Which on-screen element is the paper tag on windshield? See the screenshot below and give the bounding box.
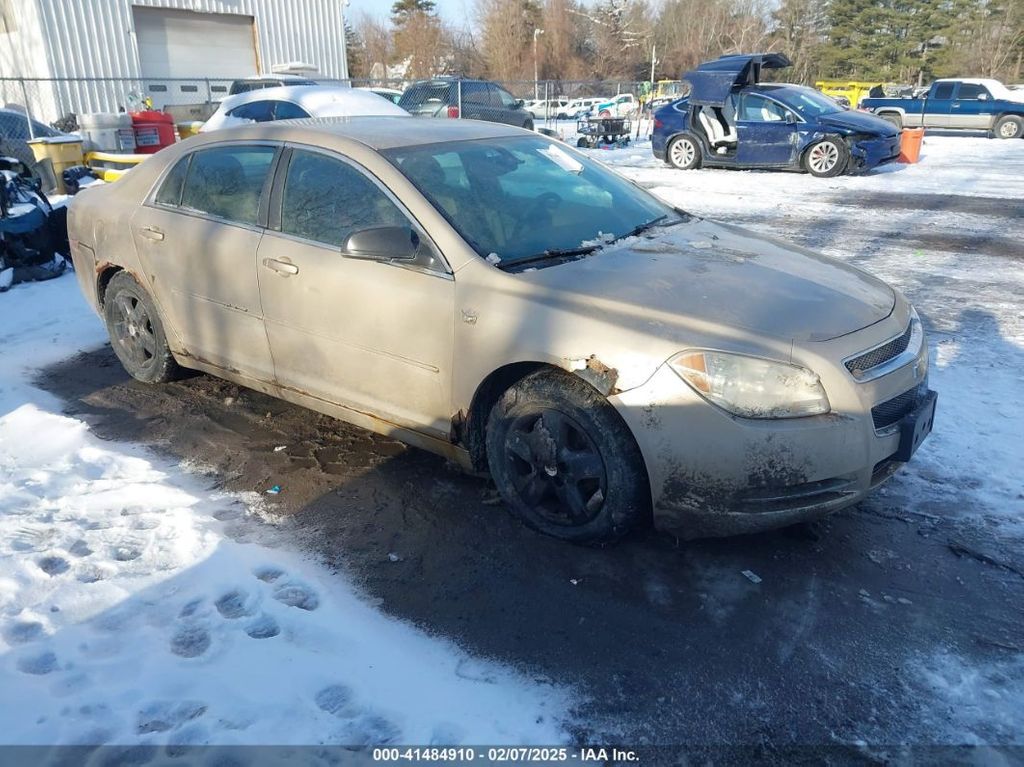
[537,145,584,174]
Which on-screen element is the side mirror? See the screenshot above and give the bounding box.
[785,112,798,124]
[977,92,989,101]
[514,99,525,110]
[343,226,419,261]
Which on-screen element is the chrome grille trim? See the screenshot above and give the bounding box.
[843,314,924,383]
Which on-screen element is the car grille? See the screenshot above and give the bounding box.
[846,323,913,377]
[872,385,925,430]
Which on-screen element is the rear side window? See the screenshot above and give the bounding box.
[155,155,190,207]
[227,101,274,122]
[399,82,453,108]
[180,145,276,225]
[272,101,310,120]
[957,83,989,100]
[279,150,408,247]
[932,83,955,100]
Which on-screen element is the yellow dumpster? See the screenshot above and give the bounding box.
[28,136,85,194]
[176,121,204,140]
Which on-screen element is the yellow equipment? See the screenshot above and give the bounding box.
[814,81,884,109]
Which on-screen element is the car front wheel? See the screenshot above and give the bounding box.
[666,135,701,170]
[486,370,649,544]
[523,119,535,131]
[103,271,179,383]
[994,115,1022,139]
[803,138,849,177]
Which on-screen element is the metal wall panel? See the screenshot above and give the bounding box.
[15,0,346,120]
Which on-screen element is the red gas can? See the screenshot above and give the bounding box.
[130,110,176,154]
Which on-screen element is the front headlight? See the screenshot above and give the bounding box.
[669,351,830,419]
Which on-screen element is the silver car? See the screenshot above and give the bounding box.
[67,118,936,542]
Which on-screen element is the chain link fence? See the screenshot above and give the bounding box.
[1,76,657,132]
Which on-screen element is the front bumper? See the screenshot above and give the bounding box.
[850,134,902,170]
[608,315,934,538]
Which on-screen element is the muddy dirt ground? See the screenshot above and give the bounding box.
[38,346,1023,758]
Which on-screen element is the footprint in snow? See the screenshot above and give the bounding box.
[113,544,143,562]
[17,650,58,675]
[170,625,210,659]
[68,539,93,557]
[76,564,111,583]
[37,556,70,576]
[272,582,319,611]
[253,566,284,583]
[136,700,207,734]
[214,590,253,619]
[245,614,279,639]
[3,621,44,645]
[315,684,356,717]
[340,714,403,748]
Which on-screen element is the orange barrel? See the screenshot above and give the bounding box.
[131,110,177,154]
[898,127,924,164]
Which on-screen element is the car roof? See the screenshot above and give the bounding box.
[218,85,405,115]
[193,115,527,151]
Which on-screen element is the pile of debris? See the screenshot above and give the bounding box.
[0,156,69,291]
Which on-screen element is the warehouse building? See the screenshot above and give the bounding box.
[0,0,348,123]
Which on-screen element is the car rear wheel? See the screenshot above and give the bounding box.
[878,112,903,130]
[994,115,1022,139]
[599,109,612,118]
[485,370,649,544]
[103,271,179,384]
[803,138,849,177]
[666,135,701,170]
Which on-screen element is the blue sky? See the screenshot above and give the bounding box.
[349,0,478,26]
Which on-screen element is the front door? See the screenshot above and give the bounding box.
[735,93,798,166]
[130,142,278,380]
[949,82,994,130]
[924,81,956,127]
[256,147,455,435]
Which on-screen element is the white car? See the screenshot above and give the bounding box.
[201,86,406,132]
[594,93,638,118]
[560,98,606,119]
[527,99,569,120]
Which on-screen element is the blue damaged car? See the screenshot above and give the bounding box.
[652,53,902,177]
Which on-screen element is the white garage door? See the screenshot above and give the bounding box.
[134,6,258,107]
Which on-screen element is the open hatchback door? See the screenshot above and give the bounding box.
[683,53,792,106]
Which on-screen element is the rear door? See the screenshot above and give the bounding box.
[735,93,798,166]
[256,147,455,434]
[130,143,279,379]
[949,82,994,129]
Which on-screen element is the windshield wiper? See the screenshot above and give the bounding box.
[618,214,682,241]
[499,245,600,271]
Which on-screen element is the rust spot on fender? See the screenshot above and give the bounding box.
[565,355,620,396]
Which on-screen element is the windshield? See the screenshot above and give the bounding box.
[384,135,681,268]
[773,87,844,117]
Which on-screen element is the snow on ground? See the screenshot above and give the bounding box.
[590,132,1024,534]
[0,278,570,746]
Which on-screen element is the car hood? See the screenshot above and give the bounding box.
[816,110,899,136]
[520,218,894,346]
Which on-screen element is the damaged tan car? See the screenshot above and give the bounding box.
[67,117,936,542]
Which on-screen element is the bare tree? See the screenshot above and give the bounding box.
[477,0,542,80]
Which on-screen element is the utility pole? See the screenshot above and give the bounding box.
[534,28,544,100]
[650,42,656,85]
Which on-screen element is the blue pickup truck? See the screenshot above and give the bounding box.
[860,78,1024,139]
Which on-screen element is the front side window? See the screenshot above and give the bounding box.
[739,94,789,122]
[494,87,518,108]
[179,145,276,225]
[957,83,990,100]
[279,149,409,248]
[227,101,274,123]
[386,135,681,267]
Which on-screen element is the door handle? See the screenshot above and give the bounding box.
[139,226,164,241]
[262,257,299,276]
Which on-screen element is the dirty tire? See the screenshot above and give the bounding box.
[803,137,849,178]
[666,135,701,170]
[994,115,1022,139]
[103,271,179,384]
[486,370,649,544]
[878,112,903,130]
